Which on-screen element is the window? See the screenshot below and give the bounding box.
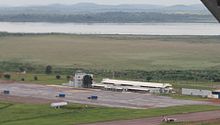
[121,84,133,87]
[103,82,114,85]
[218,0,220,6]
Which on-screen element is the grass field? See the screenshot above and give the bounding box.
[1,34,220,90]
[0,34,220,71]
[0,102,220,125]
[4,73,69,85]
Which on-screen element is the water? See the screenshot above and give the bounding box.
[0,22,220,35]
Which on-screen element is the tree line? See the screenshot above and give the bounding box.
[0,61,220,82]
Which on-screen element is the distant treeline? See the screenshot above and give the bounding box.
[0,12,215,23]
[1,61,220,83]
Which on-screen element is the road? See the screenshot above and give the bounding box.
[84,110,220,125]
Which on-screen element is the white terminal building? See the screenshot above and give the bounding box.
[92,78,173,93]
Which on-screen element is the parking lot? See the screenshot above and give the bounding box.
[0,82,210,109]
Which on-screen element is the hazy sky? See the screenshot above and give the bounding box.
[0,0,202,6]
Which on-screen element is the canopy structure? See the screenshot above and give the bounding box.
[101,79,172,89]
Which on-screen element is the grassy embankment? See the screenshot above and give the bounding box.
[0,102,220,125]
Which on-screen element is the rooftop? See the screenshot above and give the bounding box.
[101,79,172,88]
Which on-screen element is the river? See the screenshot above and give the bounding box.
[0,22,220,35]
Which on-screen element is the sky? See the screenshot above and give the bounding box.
[0,0,202,6]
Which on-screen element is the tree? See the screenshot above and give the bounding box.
[56,75,61,80]
[4,74,11,80]
[83,75,93,88]
[146,76,152,82]
[45,65,52,74]
[66,75,71,81]
[19,67,25,72]
[34,76,38,81]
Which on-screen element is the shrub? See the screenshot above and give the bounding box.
[66,75,71,80]
[146,76,152,82]
[19,67,25,72]
[34,76,38,81]
[56,75,61,80]
[4,74,11,79]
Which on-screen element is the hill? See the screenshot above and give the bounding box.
[0,3,216,23]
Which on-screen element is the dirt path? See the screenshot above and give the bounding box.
[84,110,220,125]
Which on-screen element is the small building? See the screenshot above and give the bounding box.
[182,88,212,98]
[211,90,220,99]
[92,78,173,93]
[181,88,220,99]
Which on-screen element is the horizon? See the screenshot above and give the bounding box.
[0,0,202,7]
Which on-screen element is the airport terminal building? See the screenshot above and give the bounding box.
[92,79,173,93]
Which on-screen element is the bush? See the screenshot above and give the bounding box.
[66,75,71,80]
[19,67,25,72]
[146,76,152,82]
[4,74,11,79]
[21,78,25,81]
[34,76,38,81]
[56,75,61,80]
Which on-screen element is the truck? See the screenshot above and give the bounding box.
[88,95,98,100]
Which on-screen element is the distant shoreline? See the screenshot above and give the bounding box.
[0,22,219,35]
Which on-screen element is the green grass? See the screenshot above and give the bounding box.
[0,34,220,71]
[0,102,220,125]
[6,73,69,85]
[1,72,105,85]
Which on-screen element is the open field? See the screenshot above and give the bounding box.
[0,101,219,125]
[0,34,220,71]
[1,34,220,90]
